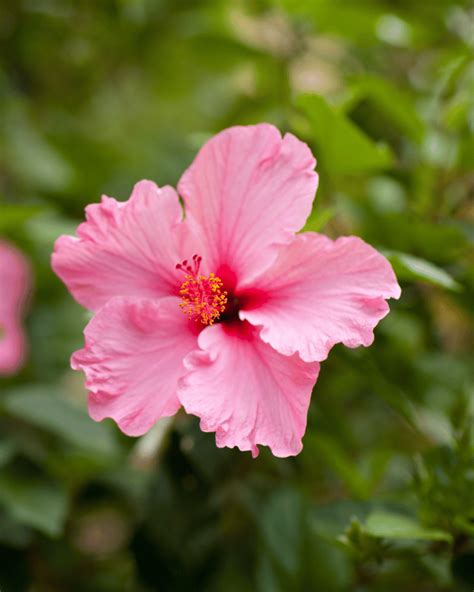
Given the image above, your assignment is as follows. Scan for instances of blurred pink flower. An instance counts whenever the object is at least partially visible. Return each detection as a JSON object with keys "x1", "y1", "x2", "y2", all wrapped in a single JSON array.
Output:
[
  {"x1": 0, "y1": 240, "x2": 30, "y2": 375},
  {"x1": 52, "y1": 124, "x2": 400, "y2": 457}
]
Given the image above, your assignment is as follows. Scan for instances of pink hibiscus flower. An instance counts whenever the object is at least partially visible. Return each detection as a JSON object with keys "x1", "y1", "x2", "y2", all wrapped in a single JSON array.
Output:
[
  {"x1": 52, "y1": 124, "x2": 400, "y2": 457},
  {"x1": 0, "y1": 240, "x2": 31, "y2": 375}
]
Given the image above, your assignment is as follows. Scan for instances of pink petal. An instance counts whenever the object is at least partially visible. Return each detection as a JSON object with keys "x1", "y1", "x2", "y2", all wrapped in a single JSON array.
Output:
[
  {"x1": 178, "y1": 124, "x2": 318, "y2": 288},
  {"x1": 178, "y1": 321, "x2": 320, "y2": 457},
  {"x1": 0, "y1": 240, "x2": 31, "y2": 375},
  {"x1": 52, "y1": 180, "x2": 189, "y2": 311},
  {"x1": 240, "y1": 233, "x2": 401, "y2": 363},
  {"x1": 72, "y1": 296, "x2": 199, "y2": 436}
]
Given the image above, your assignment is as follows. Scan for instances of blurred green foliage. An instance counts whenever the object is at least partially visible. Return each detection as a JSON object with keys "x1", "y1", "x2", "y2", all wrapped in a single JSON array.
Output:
[{"x1": 0, "y1": 0, "x2": 473, "y2": 590}]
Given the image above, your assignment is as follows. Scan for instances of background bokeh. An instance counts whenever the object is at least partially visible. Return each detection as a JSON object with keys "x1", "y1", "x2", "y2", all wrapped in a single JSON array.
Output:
[{"x1": 0, "y1": 0, "x2": 473, "y2": 590}]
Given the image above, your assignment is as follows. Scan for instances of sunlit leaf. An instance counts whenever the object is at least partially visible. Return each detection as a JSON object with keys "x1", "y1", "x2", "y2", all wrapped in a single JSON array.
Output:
[
  {"x1": 386, "y1": 251, "x2": 461, "y2": 291},
  {"x1": 298, "y1": 94, "x2": 393, "y2": 175},
  {"x1": 365, "y1": 511, "x2": 452, "y2": 542}
]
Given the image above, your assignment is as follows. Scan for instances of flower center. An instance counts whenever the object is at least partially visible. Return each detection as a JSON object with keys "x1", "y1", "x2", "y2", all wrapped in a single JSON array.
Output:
[{"x1": 176, "y1": 255, "x2": 228, "y2": 325}]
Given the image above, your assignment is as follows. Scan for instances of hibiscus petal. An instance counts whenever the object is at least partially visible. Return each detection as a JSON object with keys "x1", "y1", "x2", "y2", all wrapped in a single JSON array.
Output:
[
  {"x1": 0, "y1": 240, "x2": 31, "y2": 375},
  {"x1": 72, "y1": 296, "x2": 199, "y2": 436},
  {"x1": 178, "y1": 322, "x2": 320, "y2": 457},
  {"x1": 52, "y1": 180, "x2": 187, "y2": 311},
  {"x1": 240, "y1": 233, "x2": 401, "y2": 363},
  {"x1": 178, "y1": 124, "x2": 318, "y2": 288}
]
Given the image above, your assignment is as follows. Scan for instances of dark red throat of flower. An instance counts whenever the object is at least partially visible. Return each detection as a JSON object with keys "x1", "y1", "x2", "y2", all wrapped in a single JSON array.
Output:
[{"x1": 176, "y1": 255, "x2": 228, "y2": 325}]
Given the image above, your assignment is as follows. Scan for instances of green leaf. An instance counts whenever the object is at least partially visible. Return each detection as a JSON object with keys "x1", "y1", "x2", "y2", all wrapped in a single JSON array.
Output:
[
  {"x1": 3, "y1": 104, "x2": 74, "y2": 192},
  {"x1": 257, "y1": 490, "x2": 352, "y2": 591},
  {"x1": 1, "y1": 388, "x2": 120, "y2": 459},
  {"x1": 343, "y1": 76, "x2": 425, "y2": 142},
  {"x1": 365, "y1": 511, "x2": 452, "y2": 542},
  {"x1": 302, "y1": 207, "x2": 335, "y2": 232},
  {"x1": 0, "y1": 439, "x2": 16, "y2": 468},
  {"x1": 0, "y1": 510, "x2": 33, "y2": 547},
  {"x1": 279, "y1": 0, "x2": 384, "y2": 44},
  {"x1": 26, "y1": 212, "x2": 78, "y2": 249},
  {"x1": 385, "y1": 251, "x2": 461, "y2": 291},
  {"x1": 0, "y1": 203, "x2": 44, "y2": 232},
  {"x1": 298, "y1": 94, "x2": 393, "y2": 175},
  {"x1": 0, "y1": 473, "x2": 68, "y2": 537},
  {"x1": 259, "y1": 489, "x2": 303, "y2": 576},
  {"x1": 304, "y1": 433, "x2": 370, "y2": 498},
  {"x1": 311, "y1": 501, "x2": 374, "y2": 540}
]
